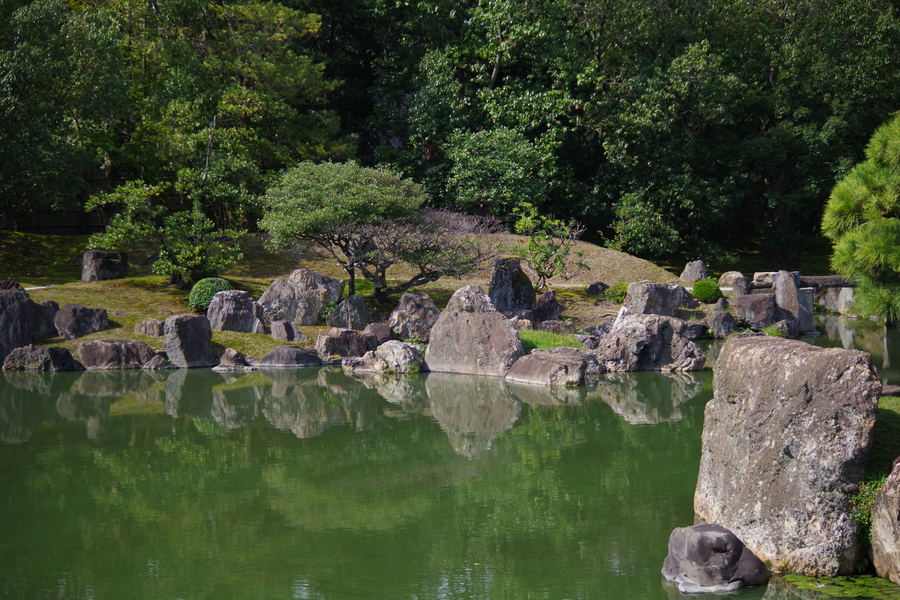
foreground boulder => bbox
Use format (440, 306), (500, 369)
(163, 314), (217, 368)
(593, 311), (706, 372)
(488, 257), (535, 311)
(624, 281), (698, 317)
(2, 344), (84, 371)
(694, 336), (880, 576)
(76, 338), (156, 370)
(423, 285), (524, 377)
(662, 524), (768, 594)
(389, 292), (440, 341)
(256, 268), (344, 326)
(81, 249), (129, 281)
(207, 290), (265, 333)
(342, 340), (423, 374)
(0, 290), (35, 363)
(873, 459), (900, 585)
(54, 304), (108, 339)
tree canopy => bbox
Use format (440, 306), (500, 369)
(822, 113), (900, 322)
(260, 161), (500, 298)
(4, 0), (900, 268)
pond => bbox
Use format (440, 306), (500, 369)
(0, 318), (898, 600)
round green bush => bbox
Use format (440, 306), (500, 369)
(692, 278), (723, 304)
(188, 277), (233, 313)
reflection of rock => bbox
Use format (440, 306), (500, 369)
(164, 369), (223, 417)
(589, 371), (704, 424)
(258, 368), (321, 398)
(821, 315), (857, 350)
(57, 394), (110, 421)
(211, 386), (259, 428)
(507, 380), (583, 406)
(262, 387), (346, 439)
(70, 370), (161, 398)
(352, 372), (430, 412)
(425, 373), (521, 457)
(2, 370), (83, 395)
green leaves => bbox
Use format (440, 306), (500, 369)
(823, 114), (900, 321)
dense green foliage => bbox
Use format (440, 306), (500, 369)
(188, 277), (233, 313)
(4, 0), (900, 265)
(691, 278), (723, 304)
(823, 114), (900, 322)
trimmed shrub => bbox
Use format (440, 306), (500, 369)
(604, 281), (629, 304)
(188, 277), (233, 313)
(692, 278), (723, 304)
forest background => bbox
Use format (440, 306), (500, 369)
(3, 0), (900, 268)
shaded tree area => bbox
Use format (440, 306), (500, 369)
(4, 0), (900, 264)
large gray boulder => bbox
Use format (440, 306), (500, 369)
(207, 290), (265, 333)
(2, 344), (84, 371)
(662, 524), (769, 594)
(821, 287), (856, 314)
(694, 336), (881, 576)
(706, 311), (736, 339)
(81, 249), (129, 281)
(325, 293), (372, 330)
(873, 459), (900, 585)
(730, 294), (778, 331)
(163, 314), (217, 368)
(423, 285), (525, 377)
(624, 281), (698, 317)
(76, 338), (156, 370)
(680, 260), (707, 284)
(134, 318), (164, 337)
(255, 345), (321, 368)
(505, 348), (588, 387)
(54, 304), (108, 339)
(256, 268), (344, 327)
(532, 290), (563, 323)
(32, 299), (59, 339)
(488, 257), (535, 311)
(389, 292), (440, 341)
(593, 311), (706, 372)
(315, 327), (378, 363)
(342, 340), (423, 374)
(0, 290), (35, 363)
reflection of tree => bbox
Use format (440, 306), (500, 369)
(425, 374), (521, 458)
(588, 371), (706, 424)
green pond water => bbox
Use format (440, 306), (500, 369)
(1, 318), (899, 600)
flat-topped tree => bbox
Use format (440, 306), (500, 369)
(261, 161), (500, 299)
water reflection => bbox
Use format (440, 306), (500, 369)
(426, 374), (522, 458)
(812, 316), (900, 385)
(590, 372), (706, 425)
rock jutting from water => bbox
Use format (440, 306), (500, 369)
(423, 285), (524, 377)
(694, 336), (880, 576)
(662, 523), (769, 594)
